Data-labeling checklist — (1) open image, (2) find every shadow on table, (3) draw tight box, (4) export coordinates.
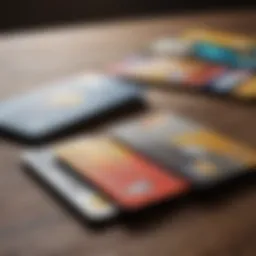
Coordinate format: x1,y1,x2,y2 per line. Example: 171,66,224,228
120,170,256,232
22,163,256,232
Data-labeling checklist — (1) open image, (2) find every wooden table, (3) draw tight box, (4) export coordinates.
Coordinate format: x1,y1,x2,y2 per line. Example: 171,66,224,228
0,10,256,256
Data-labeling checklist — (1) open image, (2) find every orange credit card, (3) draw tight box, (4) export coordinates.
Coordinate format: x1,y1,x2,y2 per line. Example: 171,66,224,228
55,137,189,210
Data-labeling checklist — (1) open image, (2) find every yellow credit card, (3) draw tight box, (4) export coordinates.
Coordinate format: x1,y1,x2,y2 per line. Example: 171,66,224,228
232,76,256,99
172,130,256,167
183,29,255,51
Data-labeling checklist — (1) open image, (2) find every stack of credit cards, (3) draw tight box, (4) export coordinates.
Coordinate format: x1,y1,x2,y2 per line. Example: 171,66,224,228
0,73,143,142
110,29,256,100
23,111,256,223
23,135,189,223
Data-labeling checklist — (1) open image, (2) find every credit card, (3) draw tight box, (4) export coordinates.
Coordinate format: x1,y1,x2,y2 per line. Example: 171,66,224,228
192,42,239,67
186,65,225,87
192,41,256,69
22,149,118,223
112,56,217,89
0,73,142,142
238,55,256,70
112,112,256,187
55,137,189,210
206,69,251,94
232,76,256,99
113,56,188,84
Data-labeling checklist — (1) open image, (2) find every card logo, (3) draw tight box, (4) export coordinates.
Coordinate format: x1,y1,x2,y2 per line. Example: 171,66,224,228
49,91,83,107
126,180,153,195
210,70,251,93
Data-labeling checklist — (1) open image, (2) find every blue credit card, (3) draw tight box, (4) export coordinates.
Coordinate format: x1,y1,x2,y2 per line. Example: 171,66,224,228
0,73,143,141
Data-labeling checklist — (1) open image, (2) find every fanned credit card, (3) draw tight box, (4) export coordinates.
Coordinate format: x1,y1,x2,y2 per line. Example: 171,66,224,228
22,149,118,223
55,137,189,210
111,112,256,187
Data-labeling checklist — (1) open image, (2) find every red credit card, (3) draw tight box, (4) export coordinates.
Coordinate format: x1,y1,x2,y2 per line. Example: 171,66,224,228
55,138,189,210
186,66,225,86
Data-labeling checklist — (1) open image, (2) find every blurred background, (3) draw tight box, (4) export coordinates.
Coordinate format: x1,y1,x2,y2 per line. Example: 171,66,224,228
1,0,255,31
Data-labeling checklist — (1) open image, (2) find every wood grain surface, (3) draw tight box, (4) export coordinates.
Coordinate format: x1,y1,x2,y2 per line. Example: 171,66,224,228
0,10,256,256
